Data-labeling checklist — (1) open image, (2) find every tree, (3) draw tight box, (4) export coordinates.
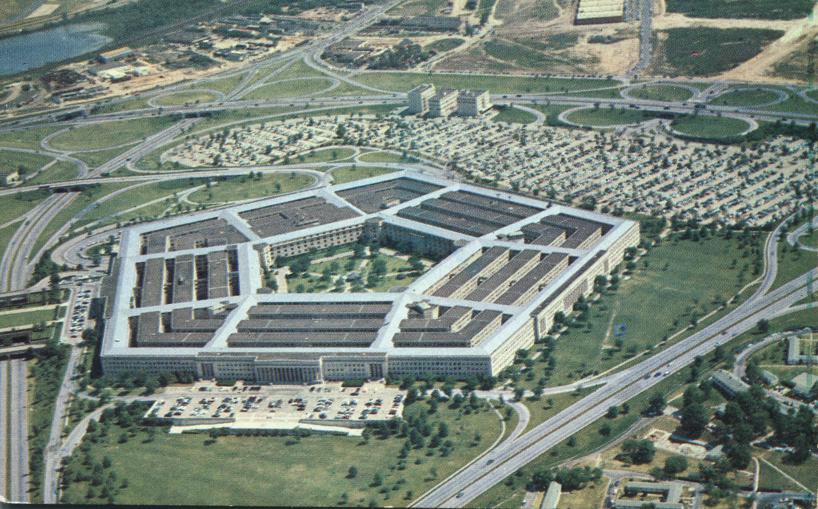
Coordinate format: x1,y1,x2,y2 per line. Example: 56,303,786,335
644,393,666,416
347,466,358,479
756,319,770,333
679,402,709,438
606,406,619,419
620,439,655,464
663,456,688,476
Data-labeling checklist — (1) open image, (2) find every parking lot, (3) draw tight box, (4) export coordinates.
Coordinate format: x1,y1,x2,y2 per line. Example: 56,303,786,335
66,282,96,341
145,381,406,434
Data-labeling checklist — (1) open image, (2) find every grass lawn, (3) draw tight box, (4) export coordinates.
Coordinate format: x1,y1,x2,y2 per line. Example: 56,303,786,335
358,151,411,163
425,38,465,53
61,399,502,507
521,389,594,432
519,233,763,388
0,150,52,177
710,87,783,107
25,161,79,185
558,477,610,509
293,147,356,164
70,146,133,170
0,224,17,265
331,166,399,184
0,189,50,223
758,451,818,492
771,237,818,291
353,72,620,94
188,173,314,204
0,126,61,150
671,115,751,138
629,84,694,102
76,179,204,228
48,117,176,151
531,104,574,125
566,107,665,127
388,0,446,16
91,97,152,114
493,106,537,124
658,28,784,76
757,458,805,492
664,0,813,19
0,307,58,329
763,94,818,116
32,183,133,256
244,78,335,100
153,91,220,106
199,73,245,95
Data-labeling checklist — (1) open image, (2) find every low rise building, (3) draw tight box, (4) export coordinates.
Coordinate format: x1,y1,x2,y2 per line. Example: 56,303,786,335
787,333,818,365
711,369,749,398
541,481,561,509
791,372,816,399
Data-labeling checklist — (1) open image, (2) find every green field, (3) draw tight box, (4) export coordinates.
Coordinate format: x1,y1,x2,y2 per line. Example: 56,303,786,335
0,150,53,179
61,399,502,506
76,179,205,228
357,151,410,163
493,106,537,124
658,27,784,76
48,117,176,151
91,98,152,115
711,87,783,107
763,93,818,116
566,107,665,127
671,115,751,138
628,84,694,102
531,104,574,125
0,307,58,329
153,91,220,106
425,38,465,54
244,78,336,100
388,0,446,16
32,183,132,256
70,146,133,169
353,72,620,94
519,233,763,388
0,224,16,264
330,166,399,184
294,147,356,164
664,0,813,19
0,126,61,150
771,233,818,291
25,160,79,185
188,173,314,204
0,189,50,223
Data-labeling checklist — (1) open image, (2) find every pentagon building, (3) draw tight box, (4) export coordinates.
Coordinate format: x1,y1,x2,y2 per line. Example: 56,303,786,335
101,171,639,383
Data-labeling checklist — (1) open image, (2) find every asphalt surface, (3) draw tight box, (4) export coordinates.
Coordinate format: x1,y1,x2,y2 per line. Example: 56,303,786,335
8,359,29,504
0,360,8,501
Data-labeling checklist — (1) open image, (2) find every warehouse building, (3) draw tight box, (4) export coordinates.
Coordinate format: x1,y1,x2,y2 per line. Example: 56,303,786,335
101,171,639,383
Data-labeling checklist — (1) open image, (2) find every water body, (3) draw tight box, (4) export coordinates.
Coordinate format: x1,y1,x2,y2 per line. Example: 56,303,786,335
0,23,111,76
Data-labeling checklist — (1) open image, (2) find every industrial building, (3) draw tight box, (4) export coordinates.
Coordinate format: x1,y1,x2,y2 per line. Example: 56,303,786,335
575,0,625,24
101,171,639,383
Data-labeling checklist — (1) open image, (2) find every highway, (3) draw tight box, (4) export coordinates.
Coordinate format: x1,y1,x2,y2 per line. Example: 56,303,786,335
0,360,7,501
8,359,29,503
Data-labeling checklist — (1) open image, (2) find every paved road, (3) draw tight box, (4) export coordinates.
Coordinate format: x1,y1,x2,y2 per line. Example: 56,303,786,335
628,0,653,78
0,360,7,500
8,358,29,504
